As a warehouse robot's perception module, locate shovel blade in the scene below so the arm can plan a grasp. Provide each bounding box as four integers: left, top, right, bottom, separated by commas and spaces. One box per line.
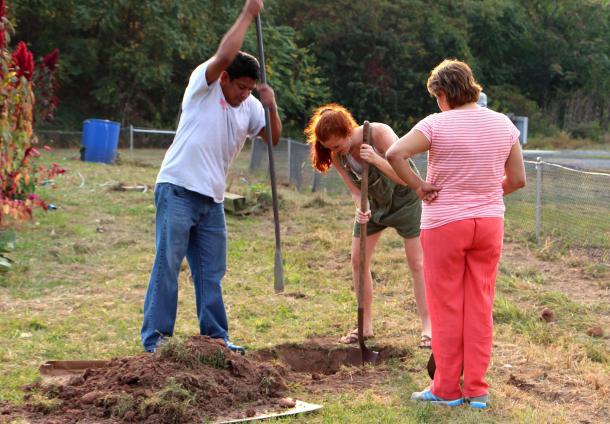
427, 352, 436, 379
361, 347, 379, 365
357, 307, 379, 365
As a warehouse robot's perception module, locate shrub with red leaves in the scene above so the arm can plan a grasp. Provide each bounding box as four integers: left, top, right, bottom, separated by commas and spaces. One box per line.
12, 41, 34, 81
0, 1, 63, 226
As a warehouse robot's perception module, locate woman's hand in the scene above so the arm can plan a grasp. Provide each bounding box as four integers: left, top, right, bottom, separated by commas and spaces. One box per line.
415, 181, 442, 203
355, 208, 371, 224
360, 144, 380, 165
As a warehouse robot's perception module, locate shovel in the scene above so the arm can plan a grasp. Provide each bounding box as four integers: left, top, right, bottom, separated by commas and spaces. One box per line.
255, 14, 284, 293
357, 121, 379, 365
427, 352, 436, 379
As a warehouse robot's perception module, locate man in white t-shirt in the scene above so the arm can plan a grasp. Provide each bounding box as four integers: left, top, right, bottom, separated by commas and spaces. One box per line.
141, 0, 281, 354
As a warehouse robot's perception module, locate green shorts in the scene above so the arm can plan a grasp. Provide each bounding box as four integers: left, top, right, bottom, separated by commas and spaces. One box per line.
352, 186, 422, 239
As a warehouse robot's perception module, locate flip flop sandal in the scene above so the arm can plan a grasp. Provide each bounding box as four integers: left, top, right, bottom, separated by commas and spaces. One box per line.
419, 334, 432, 349
339, 329, 373, 344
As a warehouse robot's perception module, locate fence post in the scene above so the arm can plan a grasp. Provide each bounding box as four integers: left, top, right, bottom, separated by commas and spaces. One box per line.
249, 137, 265, 174
129, 124, 134, 157
312, 172, 320, 192
535, 156, 542, 244
287, 139, 293, 184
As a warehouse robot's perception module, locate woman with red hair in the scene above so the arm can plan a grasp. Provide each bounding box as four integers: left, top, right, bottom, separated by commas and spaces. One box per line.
305, 103, 431, 348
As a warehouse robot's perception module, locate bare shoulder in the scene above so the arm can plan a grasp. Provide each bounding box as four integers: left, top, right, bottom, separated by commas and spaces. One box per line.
371, 123, 397, 137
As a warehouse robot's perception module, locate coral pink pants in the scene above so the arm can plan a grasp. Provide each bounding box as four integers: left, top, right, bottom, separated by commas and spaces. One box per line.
421, 217, 504, 399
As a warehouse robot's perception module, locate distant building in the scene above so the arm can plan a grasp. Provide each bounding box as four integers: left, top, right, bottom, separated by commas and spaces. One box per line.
479, 91, 528, 144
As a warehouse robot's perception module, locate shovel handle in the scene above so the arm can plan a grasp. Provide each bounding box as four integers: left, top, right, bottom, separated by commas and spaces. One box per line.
358, 121, 371, 307
255, 14, 284, 292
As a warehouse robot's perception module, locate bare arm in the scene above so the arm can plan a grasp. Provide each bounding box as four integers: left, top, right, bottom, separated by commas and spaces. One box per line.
257, 85, 282, 145
205, 0, 263, 85
386, 128, 440, 201
333, 155, 364, 208
502, 141, 526, 195
332, 155, 372, 224
360, 123, 409, 186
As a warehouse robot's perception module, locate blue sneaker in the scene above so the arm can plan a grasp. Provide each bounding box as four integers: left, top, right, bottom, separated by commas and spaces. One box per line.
225, 340, 245, 355
411, 389, 464, 407
467, 395, 489, 409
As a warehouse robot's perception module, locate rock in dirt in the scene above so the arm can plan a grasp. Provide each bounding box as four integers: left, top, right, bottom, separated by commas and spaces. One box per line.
586, 326, 604, 338
540, 307, 555, 323
67, 376, 85, 386
80, 391, 102, 404
245, 408, 256, 417
278, 397, 296, 408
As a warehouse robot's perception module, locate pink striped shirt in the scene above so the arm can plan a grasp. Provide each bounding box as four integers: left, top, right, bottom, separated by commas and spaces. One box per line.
413, 107, 520, 229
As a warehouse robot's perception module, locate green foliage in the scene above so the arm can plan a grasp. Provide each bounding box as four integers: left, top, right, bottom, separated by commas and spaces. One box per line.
13, 0, 328, 129
11, 0, 610, 138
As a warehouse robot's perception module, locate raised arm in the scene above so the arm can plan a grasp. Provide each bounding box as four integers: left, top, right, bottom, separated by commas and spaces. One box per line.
205, 0, 263, 85
502, 141, 526, 195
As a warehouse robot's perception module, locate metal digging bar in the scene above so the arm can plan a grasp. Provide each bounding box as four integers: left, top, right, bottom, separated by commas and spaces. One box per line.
255, 15, 285, 293
358, 121, 379, 365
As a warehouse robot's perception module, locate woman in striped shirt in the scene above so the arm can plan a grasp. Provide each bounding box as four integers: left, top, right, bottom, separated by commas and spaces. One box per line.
386, 59, 526, 408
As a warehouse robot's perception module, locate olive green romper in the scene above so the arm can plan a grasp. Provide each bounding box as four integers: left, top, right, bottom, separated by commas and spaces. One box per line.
338, 149, 422, 239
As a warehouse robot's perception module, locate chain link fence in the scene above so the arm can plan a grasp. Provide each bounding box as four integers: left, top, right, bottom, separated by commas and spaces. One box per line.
504, 159, 610, 262
248, 139, 609, 263
37, 129, 609, 263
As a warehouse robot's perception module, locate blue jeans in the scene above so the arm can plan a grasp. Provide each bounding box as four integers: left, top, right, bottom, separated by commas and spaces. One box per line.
141, 183, 228, 351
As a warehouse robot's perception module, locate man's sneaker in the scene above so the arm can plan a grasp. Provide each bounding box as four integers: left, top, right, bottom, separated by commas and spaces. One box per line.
410, 389, 464, 407
467, 394, 489, 409
225, 340, 245, 355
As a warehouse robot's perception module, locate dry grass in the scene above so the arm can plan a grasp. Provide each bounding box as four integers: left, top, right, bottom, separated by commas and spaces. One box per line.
0, 148, 608, 423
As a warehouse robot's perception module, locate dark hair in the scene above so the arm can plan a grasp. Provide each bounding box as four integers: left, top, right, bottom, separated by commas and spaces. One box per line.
426, 59, 482, 108
226, 51, 260, 80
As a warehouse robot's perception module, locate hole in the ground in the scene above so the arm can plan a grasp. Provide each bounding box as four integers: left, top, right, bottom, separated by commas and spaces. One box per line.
254, 341, 410, 375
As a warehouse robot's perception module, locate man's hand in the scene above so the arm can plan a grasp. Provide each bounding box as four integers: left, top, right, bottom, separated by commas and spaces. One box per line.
355, 208, 371, 224
243, 0, 263, 18
257, 84, 276, 110
360, 144, 380, 166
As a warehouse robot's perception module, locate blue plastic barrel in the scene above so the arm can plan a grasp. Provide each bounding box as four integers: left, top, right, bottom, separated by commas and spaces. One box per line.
81, 119, 121, 164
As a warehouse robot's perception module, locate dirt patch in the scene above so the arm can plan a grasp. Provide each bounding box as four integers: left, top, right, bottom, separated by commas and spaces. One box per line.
253, 338, 409, 375
0, 336, 411, 423
501, 241, 609, 308
501, 241, 610, 343
1, 336, 289, 423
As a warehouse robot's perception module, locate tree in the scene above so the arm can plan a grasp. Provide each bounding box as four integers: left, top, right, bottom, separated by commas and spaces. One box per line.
13, 0, 329, 130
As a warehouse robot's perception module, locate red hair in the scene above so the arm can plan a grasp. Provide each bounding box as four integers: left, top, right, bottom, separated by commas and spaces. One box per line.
304, 103, 358, 172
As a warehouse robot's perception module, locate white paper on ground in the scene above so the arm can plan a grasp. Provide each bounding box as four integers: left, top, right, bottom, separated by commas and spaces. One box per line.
215, 400, 323, 423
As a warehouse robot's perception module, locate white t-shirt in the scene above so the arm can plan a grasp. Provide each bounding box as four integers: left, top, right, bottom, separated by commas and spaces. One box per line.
156, 60, 266, 202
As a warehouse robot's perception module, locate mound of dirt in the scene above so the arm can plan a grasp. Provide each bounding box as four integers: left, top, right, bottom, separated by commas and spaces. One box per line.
1, 336, 290, 423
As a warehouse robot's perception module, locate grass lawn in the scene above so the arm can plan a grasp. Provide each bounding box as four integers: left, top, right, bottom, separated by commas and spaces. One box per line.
0, 148, 608, 423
